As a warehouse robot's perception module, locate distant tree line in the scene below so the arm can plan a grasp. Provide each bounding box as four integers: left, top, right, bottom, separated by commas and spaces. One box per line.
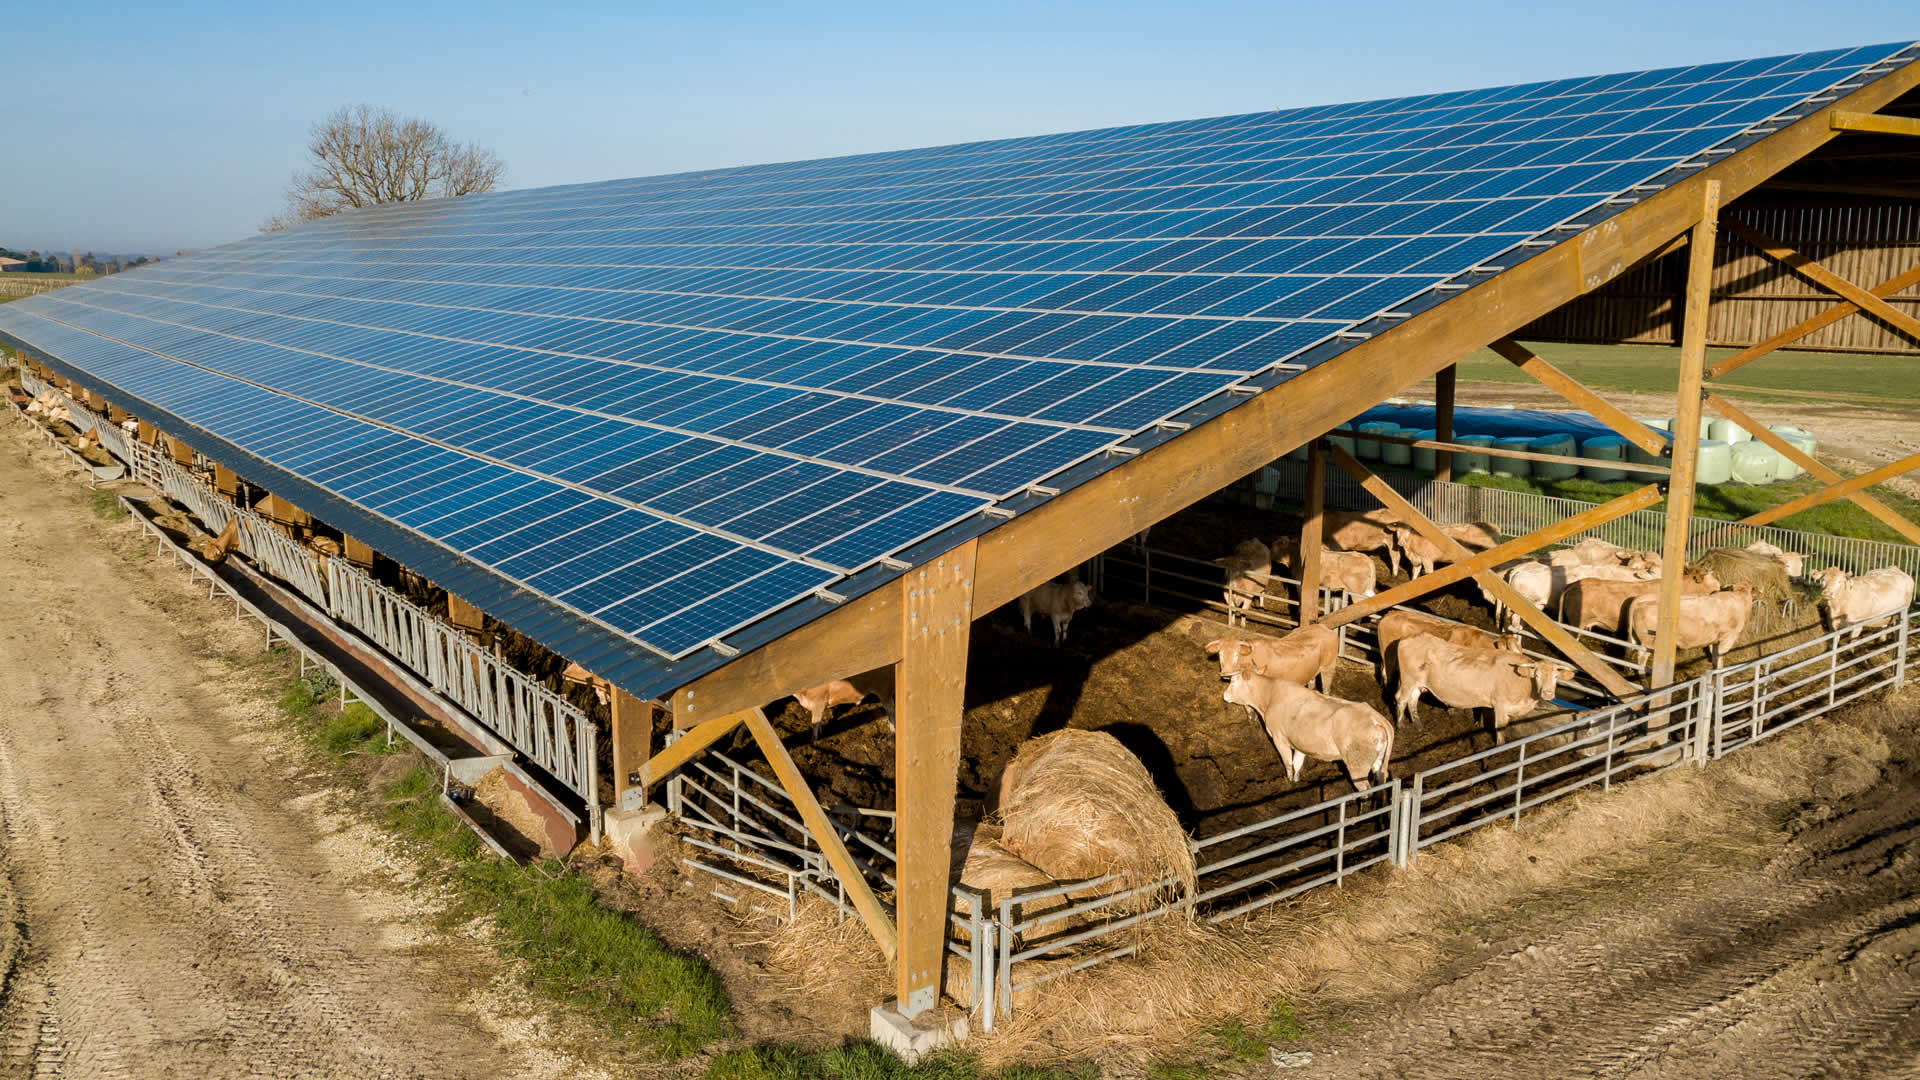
0, 248, 154, 274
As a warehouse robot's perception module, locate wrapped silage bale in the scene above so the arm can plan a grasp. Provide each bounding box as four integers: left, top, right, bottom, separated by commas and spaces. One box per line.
1411, 429, 1438, 472
1455, 434, 1494, 474
1695, 439, 1734, 484
1530, 433, 1580, 480
1729, 441, 1781, 485
1357, 421, 1397, 461
1580, 436, 1629, 482
1708, 417, 1752, 443
1381, 427, 1419, 467
1769, 425, 1816, 479
1492, 437, 1534, 478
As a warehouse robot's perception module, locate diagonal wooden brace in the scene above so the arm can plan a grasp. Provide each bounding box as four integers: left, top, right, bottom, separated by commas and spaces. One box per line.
744, 708, 899, 961
1704, 392, 1920, 547
1491, 338, 1667, 456
635, 710, 747, 788
1738, 452, 1920, 529
1706, 262, 1920, 379
1722, 220, 1920, 344
1321, 443, 1643, 700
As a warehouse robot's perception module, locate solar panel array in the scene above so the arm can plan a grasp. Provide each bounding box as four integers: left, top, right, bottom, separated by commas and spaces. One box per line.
3, 41, 1913, 682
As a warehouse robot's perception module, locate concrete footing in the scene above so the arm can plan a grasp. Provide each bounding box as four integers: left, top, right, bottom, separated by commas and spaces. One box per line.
603, 804, 670, 875
870, 1003, 967, 1062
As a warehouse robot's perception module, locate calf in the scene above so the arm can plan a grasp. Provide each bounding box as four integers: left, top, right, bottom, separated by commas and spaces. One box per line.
1216, 538, 1272, 628
1393, 636, 1573, 741
1205, 623, 1340, 694
792, 668, 897, 741
1558, 568, 1722, 635
1222, 671, 1393, 791
1019, 579, 1093, 645
1274, 537, 1377, 600
1745, 541, 1806, 580
1323, 510, 1401, 577
1624, 583, 1756, 665
1813, 567, 1915, 640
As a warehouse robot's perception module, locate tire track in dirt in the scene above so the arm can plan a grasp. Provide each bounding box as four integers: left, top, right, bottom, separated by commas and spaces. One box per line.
0, 420, 593, 1078
1311, 754, 1920, 1079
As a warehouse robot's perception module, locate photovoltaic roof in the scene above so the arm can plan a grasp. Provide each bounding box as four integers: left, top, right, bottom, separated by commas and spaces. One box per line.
4, 41, 1915, 697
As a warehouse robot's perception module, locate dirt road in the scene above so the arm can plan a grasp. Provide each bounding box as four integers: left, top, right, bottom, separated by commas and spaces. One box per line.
0, 423, 589, 1078
1311, 747, 1920, 1078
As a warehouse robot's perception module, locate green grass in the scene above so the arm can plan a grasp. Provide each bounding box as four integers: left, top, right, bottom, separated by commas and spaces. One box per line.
271, 669, 735, 1058
1449, 339, 1920, 408
87, 488, 127, 520
1451, 469, 1920, 544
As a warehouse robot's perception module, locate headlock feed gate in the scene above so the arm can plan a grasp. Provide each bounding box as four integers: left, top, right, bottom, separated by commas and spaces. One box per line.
6, 39, 1920, 1026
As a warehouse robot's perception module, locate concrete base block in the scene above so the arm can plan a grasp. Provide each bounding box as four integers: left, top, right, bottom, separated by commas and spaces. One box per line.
870, 1004, 967, 1063
604, 804, 670, 875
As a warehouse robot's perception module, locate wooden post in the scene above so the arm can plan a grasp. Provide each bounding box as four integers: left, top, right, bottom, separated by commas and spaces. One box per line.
213, 465, 239, 500
169, 437, 194, 467
1434, 365, 1456, 484
343, 536, 375, 568
1651, 180, 1722, 689
744, 708, 898, 960
447, 593, 486, 633
611, 688, 652, 810
893, 540, 975, 1016
1299, 438, 1326, 622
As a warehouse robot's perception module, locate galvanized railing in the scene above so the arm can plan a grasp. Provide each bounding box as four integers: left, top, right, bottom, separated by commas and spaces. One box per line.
665, 739, 1000, 1025
1710, 613, 1910, 757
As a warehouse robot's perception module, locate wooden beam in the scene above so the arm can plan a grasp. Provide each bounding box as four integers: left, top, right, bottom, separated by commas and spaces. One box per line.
1703, 392, 1920, 547
611, 687, 653, 809
634, 709, 747, 788
1738, 452, 1920, 529
343, 535, 375, 568
1434, 365, 1456, 484
1323, 443, 1643, 700
1299, 438, 1326, 623
447, 593, 486, 633
1830, 109, 1920, 137
1490, 338, 1667, 456
1652, 181, 1722, 688
1353, 430, 1670, 476
744, 707, 898, 961
893, 540, 975, 1015
213, 464, 239, 499
667, 55, 1920, 720
1722, 219, 1920, 344
1705, 261, 1920, 379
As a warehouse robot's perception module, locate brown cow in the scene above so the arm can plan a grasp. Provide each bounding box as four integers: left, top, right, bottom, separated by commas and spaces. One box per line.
1557, 568, 1721, 635
1216, 538, 1272, 628
1443, 521, 1502, 552
1624, 583, 1755, 666
793, 668, 897, 741
1322, 510, 1401, 577
1375, 608, 1518, 688
1205, 623, 1340, 693
1222, 671, 1393, 791
1273, 537, 1377, 599
1393, 636, 1574, 741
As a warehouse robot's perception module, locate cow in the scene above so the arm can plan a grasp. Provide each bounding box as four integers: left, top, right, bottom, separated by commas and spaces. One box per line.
1545, 537, 1657, 569
1216, 539, 1272, 628
1624, 583, 1756, 666
792, 668, 897, 741
1222, 670, 1393, 792
1204, 623, 1340, 694
1488, 562, 1659, 632
1273, 538, 1378, 600
1443, 522, 1502, 552
1019, 579, 1094, 645
1812, 567, 1915, 640
1745, 541, 1806, 580
1323, 510, 1401, 577
1392, 636, 1575, 742
1375, 609, 1520, 700
1557, 568, 1722, 635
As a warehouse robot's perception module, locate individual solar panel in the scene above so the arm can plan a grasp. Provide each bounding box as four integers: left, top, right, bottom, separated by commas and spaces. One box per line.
3, 41, 1913, 676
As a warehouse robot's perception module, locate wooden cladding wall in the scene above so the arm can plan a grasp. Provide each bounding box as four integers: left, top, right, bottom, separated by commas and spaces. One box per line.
1524, 204, 1920, 354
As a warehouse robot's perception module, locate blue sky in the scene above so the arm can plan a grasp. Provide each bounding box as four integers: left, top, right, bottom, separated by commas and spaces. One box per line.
5, 2, 1913, 253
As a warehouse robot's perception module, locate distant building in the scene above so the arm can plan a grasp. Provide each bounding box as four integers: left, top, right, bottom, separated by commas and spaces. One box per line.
0, 257, 25, 273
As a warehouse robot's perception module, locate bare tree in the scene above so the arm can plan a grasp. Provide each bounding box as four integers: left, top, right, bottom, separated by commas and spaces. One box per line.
263, 105, 505, 231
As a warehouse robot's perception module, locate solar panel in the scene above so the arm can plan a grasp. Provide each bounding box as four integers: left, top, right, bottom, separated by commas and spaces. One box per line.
3, 41, 1914, 682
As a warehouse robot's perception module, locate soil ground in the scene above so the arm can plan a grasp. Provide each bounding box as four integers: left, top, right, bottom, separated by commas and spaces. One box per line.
0, 418, 599, 1078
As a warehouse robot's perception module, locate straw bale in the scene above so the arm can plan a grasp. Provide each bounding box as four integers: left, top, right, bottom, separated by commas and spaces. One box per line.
997, 728, 1196, 903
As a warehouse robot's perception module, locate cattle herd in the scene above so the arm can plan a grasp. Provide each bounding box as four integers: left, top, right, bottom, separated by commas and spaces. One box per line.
787, 507, 1914, 796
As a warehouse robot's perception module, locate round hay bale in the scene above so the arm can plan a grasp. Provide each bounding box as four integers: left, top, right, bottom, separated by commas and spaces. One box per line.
997, 728, 1196, 903
1691, 547, 1800, 612
959, 822, 1059, 910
